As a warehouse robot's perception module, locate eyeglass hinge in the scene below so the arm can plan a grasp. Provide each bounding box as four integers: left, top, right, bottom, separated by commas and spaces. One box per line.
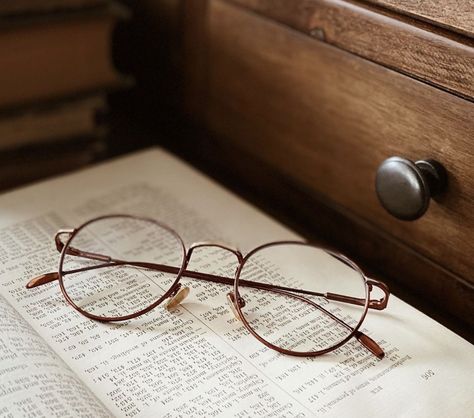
54, 228, 76, 252
366, 279, 390, 310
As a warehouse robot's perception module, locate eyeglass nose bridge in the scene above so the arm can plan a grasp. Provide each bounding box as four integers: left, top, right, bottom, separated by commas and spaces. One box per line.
185, 242, 246, 320
186, 241, 244, 264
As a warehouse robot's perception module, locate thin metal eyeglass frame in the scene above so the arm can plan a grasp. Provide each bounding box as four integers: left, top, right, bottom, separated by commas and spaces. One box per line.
26, 214, 390, 358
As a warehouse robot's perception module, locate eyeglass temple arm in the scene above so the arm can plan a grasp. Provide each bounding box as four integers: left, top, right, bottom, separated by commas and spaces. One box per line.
29, 231, 390, 310
26, 232, 115, 289
275, 288, 384, 359
27, 236, 386, 359
25, 260, 385, 359
26, 246, 389, 311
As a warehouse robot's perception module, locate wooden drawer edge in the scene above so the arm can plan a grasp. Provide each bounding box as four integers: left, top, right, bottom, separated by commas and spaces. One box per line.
363, 0, 474, 39
227, 0, 474, 100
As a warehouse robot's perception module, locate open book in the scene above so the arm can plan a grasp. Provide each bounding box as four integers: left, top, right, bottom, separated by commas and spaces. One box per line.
0, 148, 472, 417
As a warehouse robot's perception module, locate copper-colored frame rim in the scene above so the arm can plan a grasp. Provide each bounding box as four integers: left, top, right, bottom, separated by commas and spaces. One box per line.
233, 241, 370, 357
58, 214, 188, 322
57, 214, 374, 357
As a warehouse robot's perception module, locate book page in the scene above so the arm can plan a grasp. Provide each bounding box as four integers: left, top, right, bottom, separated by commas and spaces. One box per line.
0, 148, 473, 417
0, 293, 111, 417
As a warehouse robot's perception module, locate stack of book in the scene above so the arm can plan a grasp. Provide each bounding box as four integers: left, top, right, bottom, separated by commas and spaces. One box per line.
0, 0, 126, 191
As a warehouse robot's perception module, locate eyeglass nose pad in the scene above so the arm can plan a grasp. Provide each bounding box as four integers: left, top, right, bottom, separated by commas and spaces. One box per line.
226, 292, 245, 321
165, 285, 190, 311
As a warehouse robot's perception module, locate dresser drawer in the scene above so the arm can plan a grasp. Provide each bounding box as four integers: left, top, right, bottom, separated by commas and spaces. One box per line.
203, 1, 474, 282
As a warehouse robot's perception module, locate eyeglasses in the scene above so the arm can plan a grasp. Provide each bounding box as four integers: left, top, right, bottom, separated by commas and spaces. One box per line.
27, 214, 390, 358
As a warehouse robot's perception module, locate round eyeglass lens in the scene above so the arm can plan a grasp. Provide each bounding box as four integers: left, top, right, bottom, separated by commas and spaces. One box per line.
236, 243, 367, 353
60, 216, 185, 319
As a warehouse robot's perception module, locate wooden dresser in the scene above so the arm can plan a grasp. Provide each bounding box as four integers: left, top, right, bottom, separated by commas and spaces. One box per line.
143, 0, 474, 338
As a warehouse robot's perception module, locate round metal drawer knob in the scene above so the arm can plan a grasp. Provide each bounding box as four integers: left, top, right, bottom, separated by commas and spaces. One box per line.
375, 157, 447, 221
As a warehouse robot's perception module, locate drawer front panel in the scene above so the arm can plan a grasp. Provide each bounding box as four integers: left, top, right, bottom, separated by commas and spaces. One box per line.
206, 1, 474, 280
228, 0, 474, 100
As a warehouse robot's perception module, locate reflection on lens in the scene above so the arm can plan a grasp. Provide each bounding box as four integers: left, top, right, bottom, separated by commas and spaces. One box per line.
60, 216, 185, 318
237, 243, 367, 353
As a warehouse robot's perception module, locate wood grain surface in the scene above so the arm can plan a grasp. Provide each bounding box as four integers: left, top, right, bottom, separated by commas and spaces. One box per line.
204, 1, 474, 283
363, 0, 474, 38
227, 0, 474, 100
